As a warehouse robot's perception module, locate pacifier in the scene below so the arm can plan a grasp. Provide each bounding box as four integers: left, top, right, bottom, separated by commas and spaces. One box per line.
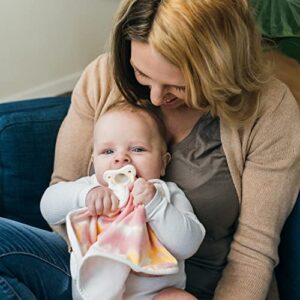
103, 165, 136, 208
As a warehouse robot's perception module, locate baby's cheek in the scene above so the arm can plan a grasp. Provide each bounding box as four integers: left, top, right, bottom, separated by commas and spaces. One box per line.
95, 172, 107, 186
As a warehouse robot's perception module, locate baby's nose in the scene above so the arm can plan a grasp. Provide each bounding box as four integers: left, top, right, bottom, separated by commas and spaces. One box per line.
114, 153, 131, 166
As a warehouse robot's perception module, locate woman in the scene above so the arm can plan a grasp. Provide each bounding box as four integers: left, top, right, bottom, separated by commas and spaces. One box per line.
0, 0, 299, 299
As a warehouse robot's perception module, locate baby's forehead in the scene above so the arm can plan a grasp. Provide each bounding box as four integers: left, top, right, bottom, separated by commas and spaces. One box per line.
95, 109, 166, 145
97, 109, 156, 127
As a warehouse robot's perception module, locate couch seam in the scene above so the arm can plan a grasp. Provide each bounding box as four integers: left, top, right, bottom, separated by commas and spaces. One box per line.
0, 276, 23, 300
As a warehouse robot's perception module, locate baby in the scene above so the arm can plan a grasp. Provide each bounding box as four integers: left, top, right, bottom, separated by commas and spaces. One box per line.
41, 102, 205, 300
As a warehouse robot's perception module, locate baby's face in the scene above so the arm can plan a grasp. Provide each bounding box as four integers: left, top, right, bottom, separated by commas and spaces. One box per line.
93, 110, 170, 186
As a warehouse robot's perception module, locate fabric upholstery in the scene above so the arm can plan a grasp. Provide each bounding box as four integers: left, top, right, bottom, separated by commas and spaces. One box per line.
0, 96, 70, 230
276, 193, 300, 300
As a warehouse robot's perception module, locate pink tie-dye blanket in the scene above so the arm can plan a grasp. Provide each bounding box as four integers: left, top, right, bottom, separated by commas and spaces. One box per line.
68, 192, 178, 275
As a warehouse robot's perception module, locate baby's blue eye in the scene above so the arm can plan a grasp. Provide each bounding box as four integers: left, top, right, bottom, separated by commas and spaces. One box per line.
132, 147, 145, 152
103, 149, 114, 155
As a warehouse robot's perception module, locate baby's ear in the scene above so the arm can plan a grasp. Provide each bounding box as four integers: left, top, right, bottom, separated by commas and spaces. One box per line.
160, 152, 171, 176
88, 154, 95, 176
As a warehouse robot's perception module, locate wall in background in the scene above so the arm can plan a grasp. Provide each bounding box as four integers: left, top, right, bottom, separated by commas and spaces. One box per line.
0, 0, 119, 102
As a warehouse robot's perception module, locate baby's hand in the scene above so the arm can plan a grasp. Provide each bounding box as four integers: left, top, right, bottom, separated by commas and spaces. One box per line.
85, 186, 119, 216
132, 178, 156, 206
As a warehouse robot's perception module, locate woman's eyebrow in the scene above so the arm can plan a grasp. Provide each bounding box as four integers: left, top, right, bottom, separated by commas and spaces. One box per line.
130, 60, 186, 89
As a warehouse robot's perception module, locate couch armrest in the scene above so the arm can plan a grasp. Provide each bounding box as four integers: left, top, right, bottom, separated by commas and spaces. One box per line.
0, 96, 71, 230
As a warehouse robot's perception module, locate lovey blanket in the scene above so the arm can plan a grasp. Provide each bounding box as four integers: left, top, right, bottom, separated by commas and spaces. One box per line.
68, 193, 178, 274
66, 166, 178, 299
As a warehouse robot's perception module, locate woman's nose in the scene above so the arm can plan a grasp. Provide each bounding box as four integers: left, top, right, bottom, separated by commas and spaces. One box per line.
150, 85, 165, 106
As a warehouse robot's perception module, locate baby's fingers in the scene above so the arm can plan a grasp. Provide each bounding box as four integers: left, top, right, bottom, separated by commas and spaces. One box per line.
132, 178, 147, 195
110, 193, 120, 211
133, 195, 143, 206
88, 198, 98, 216
95, 198, 103, 215
102, 193, 113, 215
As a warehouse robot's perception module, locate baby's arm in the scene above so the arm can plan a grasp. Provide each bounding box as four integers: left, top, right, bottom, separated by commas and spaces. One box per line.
40, 175, 100, 225
145, 181, 205, 260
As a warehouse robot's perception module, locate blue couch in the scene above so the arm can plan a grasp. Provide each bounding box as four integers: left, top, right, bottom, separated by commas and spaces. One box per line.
0, 96, 299, 299
0, 96, 70, 230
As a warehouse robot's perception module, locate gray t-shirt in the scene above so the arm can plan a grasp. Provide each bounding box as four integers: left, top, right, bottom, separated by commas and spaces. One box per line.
163, 113, 239, 300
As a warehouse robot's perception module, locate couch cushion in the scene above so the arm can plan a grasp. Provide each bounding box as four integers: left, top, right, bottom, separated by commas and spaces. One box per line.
276, 193, 300, 300
0, 96, 70, 230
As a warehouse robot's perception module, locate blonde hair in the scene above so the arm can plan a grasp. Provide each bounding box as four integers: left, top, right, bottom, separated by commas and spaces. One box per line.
110, 0, 269, 125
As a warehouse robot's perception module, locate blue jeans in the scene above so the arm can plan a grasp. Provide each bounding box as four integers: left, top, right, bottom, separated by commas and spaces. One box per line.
0, 218, 72, 300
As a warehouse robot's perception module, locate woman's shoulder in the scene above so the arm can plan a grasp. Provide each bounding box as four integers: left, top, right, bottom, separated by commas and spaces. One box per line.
80, 53, 111, 85
86, 53, 110, 71
241, 77, 299, 148
71, 53, 120, 113
258, 77, 298, 117
220, 77, 299, 150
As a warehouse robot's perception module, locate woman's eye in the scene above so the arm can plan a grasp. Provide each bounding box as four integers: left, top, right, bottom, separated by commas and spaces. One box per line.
174, 86, 186, 92
132, 147, 145, 153
102, 149, 114, 155
134, 69, 147, 78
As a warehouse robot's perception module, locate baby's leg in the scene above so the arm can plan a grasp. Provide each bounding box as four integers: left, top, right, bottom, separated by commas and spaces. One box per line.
124, 272, 185, 300
0, 218, 72, 300
78, 256, 130, 300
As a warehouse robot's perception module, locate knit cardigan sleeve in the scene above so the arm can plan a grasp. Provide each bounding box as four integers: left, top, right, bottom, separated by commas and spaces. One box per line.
215, 79, 300, 300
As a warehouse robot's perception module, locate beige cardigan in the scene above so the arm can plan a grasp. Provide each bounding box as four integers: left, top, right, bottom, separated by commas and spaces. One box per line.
51, 54, 300, 300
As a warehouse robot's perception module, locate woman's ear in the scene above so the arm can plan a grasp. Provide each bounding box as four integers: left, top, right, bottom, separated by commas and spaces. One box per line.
160, 152, 171, 176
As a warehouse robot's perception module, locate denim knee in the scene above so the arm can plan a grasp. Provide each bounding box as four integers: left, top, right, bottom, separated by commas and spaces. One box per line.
0, 218, 72, 300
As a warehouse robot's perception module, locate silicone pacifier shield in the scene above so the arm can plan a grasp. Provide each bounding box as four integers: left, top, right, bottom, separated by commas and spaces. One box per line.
103, 165, 136, 186
103, 165, 136, 208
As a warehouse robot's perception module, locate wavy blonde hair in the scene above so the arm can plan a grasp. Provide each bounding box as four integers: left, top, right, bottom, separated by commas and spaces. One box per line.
110, 0, 269, 124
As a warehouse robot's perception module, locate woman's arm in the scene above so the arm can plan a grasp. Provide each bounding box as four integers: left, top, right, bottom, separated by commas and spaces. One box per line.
215, 83, 300, 299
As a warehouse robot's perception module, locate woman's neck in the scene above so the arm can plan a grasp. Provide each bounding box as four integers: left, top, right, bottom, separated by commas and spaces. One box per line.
162, 106, 204, 145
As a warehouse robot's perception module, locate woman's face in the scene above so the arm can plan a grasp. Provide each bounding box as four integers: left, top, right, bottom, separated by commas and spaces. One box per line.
130, 40, 187, 110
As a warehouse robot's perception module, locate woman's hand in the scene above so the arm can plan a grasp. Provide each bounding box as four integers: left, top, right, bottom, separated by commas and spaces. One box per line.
153, 288, 197, 300
132, 178, 156, 206
85, 186, 119, 216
